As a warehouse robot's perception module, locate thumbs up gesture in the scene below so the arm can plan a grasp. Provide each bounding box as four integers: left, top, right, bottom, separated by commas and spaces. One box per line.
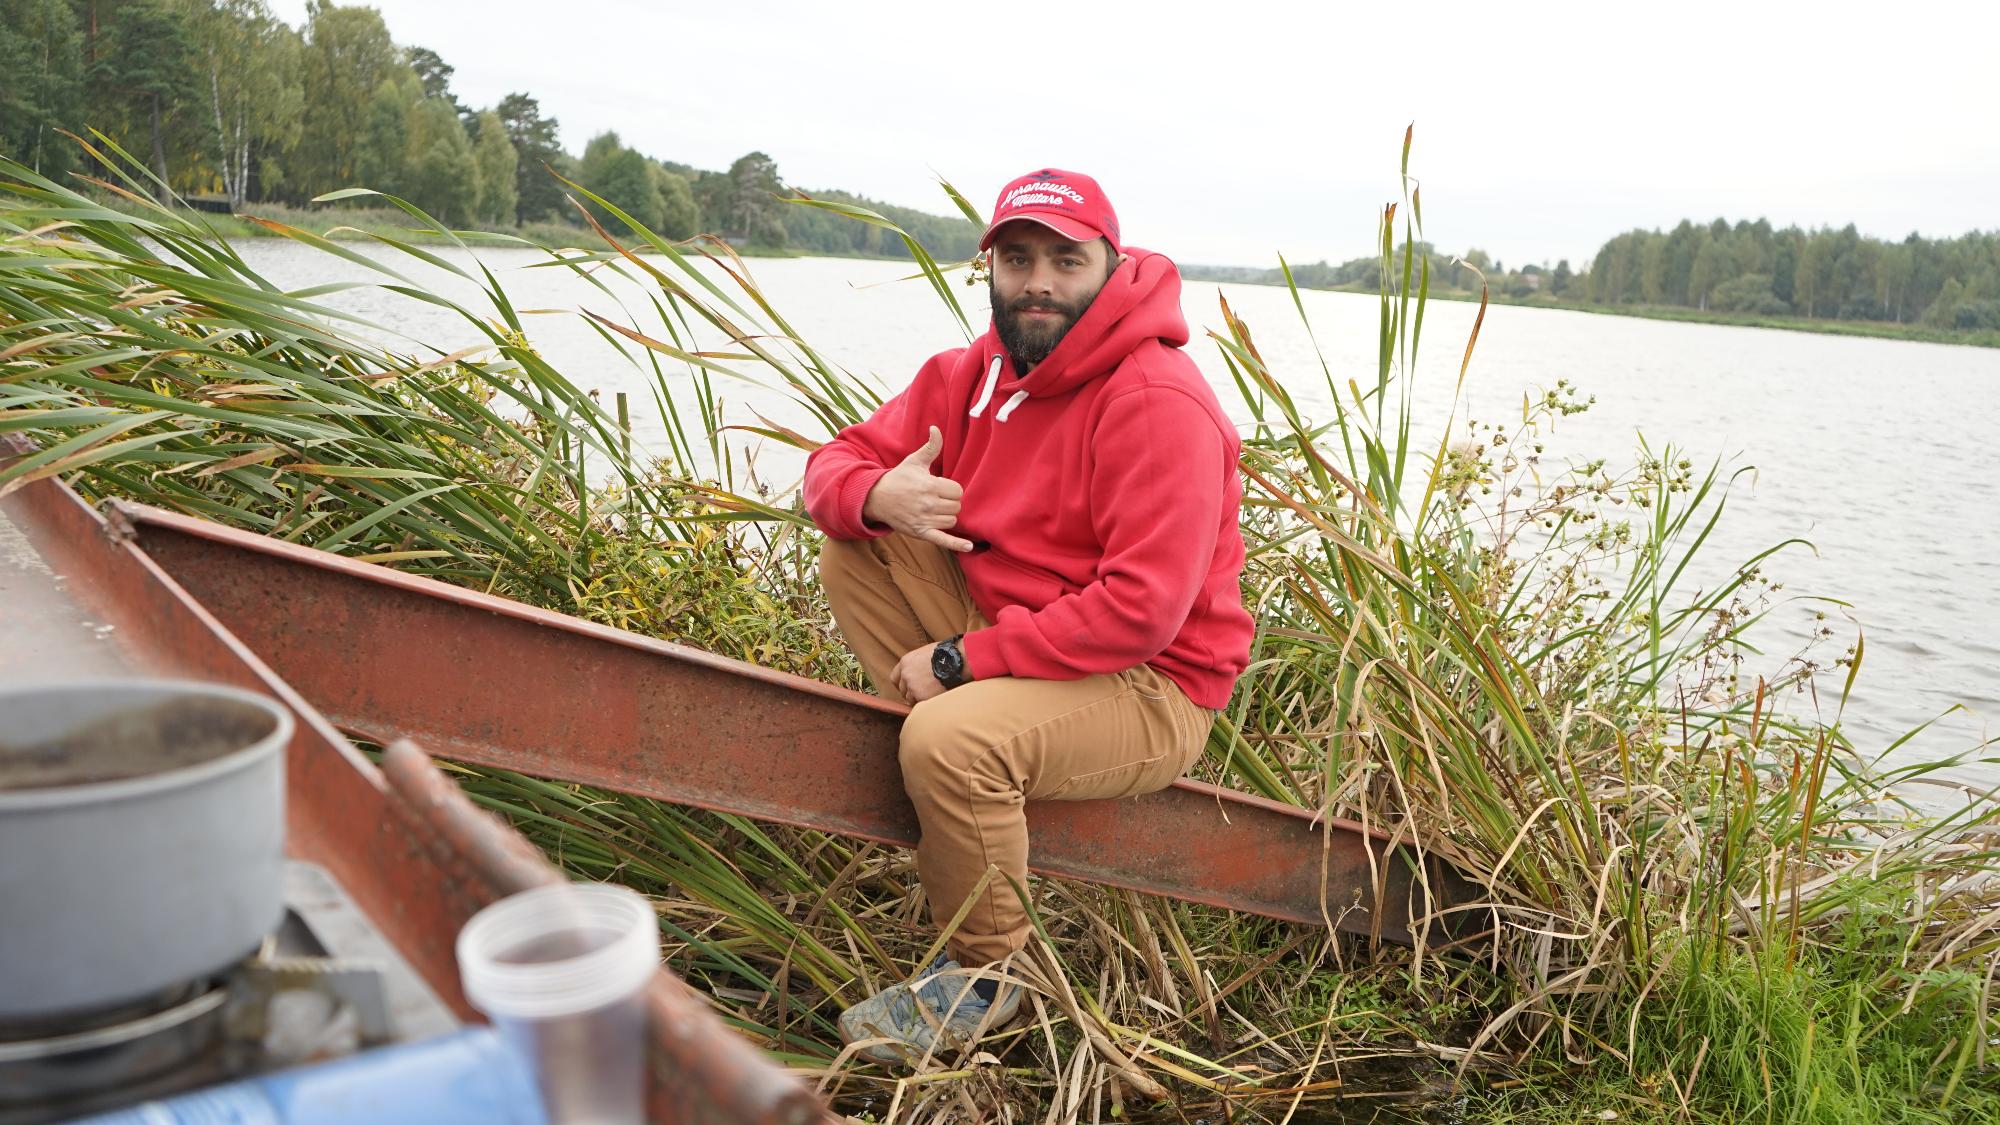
862, 426, 974, 552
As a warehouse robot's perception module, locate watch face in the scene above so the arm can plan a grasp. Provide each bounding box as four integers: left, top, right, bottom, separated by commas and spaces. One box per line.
932, 640, 964, 685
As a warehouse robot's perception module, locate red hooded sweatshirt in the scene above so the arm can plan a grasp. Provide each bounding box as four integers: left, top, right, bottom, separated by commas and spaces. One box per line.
803, 249, 1252, 710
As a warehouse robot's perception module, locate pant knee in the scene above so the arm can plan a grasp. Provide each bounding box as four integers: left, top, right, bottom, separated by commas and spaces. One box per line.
900, 699, 1026, 811
905, 696, 1007, 799
897, 700, 953, 797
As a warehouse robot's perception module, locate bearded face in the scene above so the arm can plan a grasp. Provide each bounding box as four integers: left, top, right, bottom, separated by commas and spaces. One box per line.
990, 286, 1089, 368
985, 222, 1120, 370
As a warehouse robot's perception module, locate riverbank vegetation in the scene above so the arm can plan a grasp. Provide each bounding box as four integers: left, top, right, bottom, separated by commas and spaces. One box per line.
0, 0, 978, 258
1188, 220, 2000, 348
5, 134, 1999, 1123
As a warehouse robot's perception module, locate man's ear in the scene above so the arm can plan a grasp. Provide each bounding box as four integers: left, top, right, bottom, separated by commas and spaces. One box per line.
1116, 251, 1130, 267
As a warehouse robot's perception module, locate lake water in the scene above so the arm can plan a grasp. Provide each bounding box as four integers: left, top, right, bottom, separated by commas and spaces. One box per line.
221, 239, 2000, 798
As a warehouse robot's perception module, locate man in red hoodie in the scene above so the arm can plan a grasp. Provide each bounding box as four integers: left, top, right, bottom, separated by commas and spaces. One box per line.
805, 169, 1253, 1064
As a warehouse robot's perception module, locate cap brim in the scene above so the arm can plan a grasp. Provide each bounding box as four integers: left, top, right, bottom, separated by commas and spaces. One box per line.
979, 211, 1103, 251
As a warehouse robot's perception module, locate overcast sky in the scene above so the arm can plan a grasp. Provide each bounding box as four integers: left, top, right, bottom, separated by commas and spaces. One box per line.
269, 0, 1998, 270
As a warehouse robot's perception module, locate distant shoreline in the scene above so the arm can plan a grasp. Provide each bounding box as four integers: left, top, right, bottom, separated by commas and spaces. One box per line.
1178, 270, 2000, 350
1495, 294, 2000, 349
130, 200, 837, 261
144, 202, 1999, 350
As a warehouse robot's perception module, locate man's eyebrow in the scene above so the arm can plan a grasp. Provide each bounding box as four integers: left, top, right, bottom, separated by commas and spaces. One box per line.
995, 239, 1085, 254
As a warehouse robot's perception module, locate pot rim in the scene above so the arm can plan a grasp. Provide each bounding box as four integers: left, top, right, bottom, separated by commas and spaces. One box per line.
0, 678, 293, 812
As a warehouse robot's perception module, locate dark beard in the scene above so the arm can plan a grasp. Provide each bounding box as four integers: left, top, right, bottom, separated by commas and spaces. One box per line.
991, 286, 1088, 368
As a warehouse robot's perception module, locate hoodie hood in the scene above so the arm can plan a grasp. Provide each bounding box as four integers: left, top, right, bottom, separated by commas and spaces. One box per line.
987, 247, 1189, 401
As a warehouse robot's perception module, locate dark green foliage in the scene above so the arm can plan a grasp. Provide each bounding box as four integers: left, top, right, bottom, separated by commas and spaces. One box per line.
577, 131, 664, 233
400, 96, 476, 225
87, 0, 196, 184
403, 44, 468, 126
495, 92, 564, 223
0, 0, 86, 176
781, 188, 980, 259
1582, 220, 2000, 328
351, 78, 408, 196
651, 164, 698, 240
1190, 219, 2000, 342
1190, 241, 1460, 294
1709, 272, 1790, 315
470, 109, 517, 227
292, 0, 403, 198
183, 0, 302, 209
725, 150, 785, 248
0, 3, 983, 259
688, 168, 734, 236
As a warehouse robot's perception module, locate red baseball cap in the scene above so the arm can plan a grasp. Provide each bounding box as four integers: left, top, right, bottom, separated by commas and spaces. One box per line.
978, 168, 1121, 254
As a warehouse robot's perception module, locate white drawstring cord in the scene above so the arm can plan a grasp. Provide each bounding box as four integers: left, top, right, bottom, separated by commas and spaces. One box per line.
994, 389, 1030, 422
967, 354, 1002, 417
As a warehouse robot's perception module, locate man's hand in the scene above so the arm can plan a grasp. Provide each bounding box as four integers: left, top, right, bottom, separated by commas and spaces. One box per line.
862, 426, 975, 552
890, 642, 947, 703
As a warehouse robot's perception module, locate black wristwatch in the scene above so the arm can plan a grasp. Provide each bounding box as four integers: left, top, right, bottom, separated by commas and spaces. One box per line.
931, 634, 971, 689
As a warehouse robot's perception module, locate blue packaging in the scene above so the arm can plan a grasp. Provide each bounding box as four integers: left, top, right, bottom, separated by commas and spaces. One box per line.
71, 1027, 549, 1125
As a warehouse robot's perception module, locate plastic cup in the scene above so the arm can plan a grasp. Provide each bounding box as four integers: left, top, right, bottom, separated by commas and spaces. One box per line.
457, 884, 660, 1125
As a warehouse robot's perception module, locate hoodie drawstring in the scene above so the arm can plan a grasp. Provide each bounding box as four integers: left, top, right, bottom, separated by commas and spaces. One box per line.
970, 354, 1031, 423
968, 354, 1002, 418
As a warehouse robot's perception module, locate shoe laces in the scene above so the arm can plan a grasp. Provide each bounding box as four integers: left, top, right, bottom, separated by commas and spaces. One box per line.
909, 953, 986, 1018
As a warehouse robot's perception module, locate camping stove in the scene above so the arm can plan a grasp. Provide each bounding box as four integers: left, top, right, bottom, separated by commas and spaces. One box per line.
0, 862, 457, 1124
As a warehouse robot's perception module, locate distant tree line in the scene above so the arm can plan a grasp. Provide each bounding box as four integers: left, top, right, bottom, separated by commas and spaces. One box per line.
1580, 220, 2000, 331
1192, 224, 2000, 335
1187, 245, 1559, 300
1, 0, 978, 259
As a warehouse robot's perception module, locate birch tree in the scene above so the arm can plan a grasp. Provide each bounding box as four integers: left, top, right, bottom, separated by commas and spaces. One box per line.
184, 0, 300, 209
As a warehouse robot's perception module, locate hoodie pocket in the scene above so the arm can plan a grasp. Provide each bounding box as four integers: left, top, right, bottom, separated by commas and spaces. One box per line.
965, 548, 1074, 613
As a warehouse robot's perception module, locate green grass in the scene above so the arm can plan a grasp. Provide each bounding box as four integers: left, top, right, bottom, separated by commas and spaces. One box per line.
5, 130, 1998, 1124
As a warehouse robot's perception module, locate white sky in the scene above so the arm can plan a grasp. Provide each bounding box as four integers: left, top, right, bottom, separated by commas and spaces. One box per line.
270, 0, 2000, 270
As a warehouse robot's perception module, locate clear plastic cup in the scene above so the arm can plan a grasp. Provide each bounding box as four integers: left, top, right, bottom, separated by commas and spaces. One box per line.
457, 884, 660, 1125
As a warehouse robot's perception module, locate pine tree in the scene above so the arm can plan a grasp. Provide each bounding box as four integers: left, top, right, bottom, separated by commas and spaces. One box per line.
727, 151, 786, 248
0, 0, 86, 175
90, 0, 194, 185
495, 93, 564, 223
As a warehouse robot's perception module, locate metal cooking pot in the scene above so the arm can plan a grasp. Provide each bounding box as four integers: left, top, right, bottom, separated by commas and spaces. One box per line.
0, 680, 291, 1022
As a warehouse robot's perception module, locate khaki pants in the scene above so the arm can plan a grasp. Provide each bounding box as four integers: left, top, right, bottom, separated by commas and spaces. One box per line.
819, 534, 1210, 966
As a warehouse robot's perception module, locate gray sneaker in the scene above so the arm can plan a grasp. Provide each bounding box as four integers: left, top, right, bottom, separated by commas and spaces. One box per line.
837, 954, 1022, 1066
